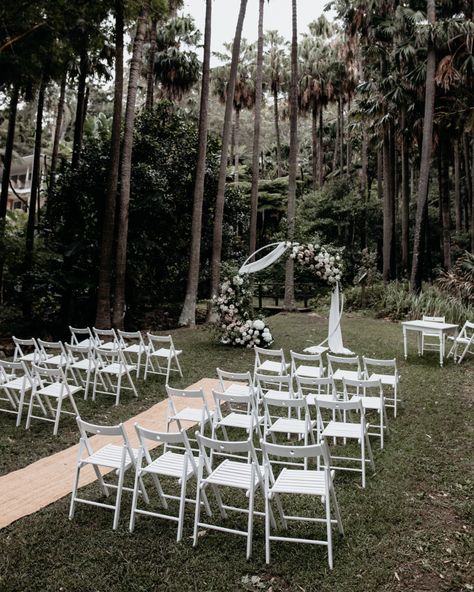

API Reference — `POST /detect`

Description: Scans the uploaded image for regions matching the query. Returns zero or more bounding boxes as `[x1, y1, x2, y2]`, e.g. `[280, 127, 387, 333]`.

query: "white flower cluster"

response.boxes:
[214, 274, 273, 348]
[290, 243, 343, 284]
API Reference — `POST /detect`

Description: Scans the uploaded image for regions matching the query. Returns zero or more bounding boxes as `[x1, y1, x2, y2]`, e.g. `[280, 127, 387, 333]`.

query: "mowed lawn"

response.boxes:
[0, 313, 472, 592]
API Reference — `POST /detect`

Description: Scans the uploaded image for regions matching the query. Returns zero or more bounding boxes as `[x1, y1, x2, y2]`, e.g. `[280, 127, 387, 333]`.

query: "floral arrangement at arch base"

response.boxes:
[213, 273, 273, 348]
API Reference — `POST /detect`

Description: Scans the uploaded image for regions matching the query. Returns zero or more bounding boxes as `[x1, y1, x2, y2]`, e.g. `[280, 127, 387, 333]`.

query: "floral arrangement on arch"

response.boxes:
[213, 273, 273, 348]
[290, 242, 343, 284]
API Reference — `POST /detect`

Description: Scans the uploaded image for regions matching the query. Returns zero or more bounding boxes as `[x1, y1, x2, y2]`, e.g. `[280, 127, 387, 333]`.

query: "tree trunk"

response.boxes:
[71, 49, 88, 170]
[23, 79, 46, 317]
[333, 108, 339, 172]
[233, 107, 241, 183]
[273, 86, 282, 177]
[377, 145, 383, 201]
[0, 84, 19, 220]
[439, 129, 451, 268]
[453, 135, 462, 233]
[346, 99, 351, 176]
[248, 0, 265, 257]
[284, 0, 298, 311]
[361, 123, 368, 248]
[339, 98, 344, 174]
[410, 0, 436, 292]
[311, 104, 318, 191]
[146, 17, 157, 110]
[49, 72, 67, 190]
[178, 0, 212, 328]
[95, 0, 124, 328]
[471, 134, 474, 252]
[462, 133, 472, 233]
[400, 109, 410, 275]
[208, 0, 248, 318]
[112, 0, 149, 329]
[382, 124, 394, 282]
[318, 106, 324, 186]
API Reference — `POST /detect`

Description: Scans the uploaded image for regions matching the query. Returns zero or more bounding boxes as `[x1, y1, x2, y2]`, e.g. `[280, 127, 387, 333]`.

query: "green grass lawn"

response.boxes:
[0, 313, 473, 592]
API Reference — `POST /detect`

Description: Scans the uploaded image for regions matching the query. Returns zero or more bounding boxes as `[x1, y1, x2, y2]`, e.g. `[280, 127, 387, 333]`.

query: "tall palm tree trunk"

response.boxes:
[71, 49, 88, 170]
[439, 129, 451, 268]
[471, 134, 474, 252]
[178, 0, 212, 328]
[311, 104, 318, 191]
[400, 109, 410, 275]
[146, 17, 157, 110]
[208, 0, 248, 318]
[0, 84, 19, 220]
[49, 71, 67, 190]
[23, 79, 46, 317]
[382, 124, 394, 282]
[410, 0, 436, 291]
[112, 0, 149, 329]
[249, 0, 265, 256]
[284, 0, 298, 311]
[234, 107, 241, 183]
[453, 135, 462, 233]
[318, 106, 324, 186]
[95, 0, 124, 328]
[273, 86, 282, 177]
[463, 133, 472, 232]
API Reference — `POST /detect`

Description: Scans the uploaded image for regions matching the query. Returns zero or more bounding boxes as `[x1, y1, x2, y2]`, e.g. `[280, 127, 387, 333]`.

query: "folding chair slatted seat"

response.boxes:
[26, 364, 81, 435]
[118, 330, 149, 378]
[130, 425, 211, 541]
[421, 315, 446, 355]
[448, 321, 474, 364]
[254, 346, 289, 378]
[343, 377, 388, 449]
[70, 418, 148, 530]
[261, 440, 344, 568]
[0, 360, 36, 426]
[316, 398, 375, 488]
[92, 347, 138, 405]
[363, 357, 400, 417]
[193, 433, 273, 560]
[144, 334, 183, 383]
[166, 386, 213, 450]
[290, 351, 325, 380]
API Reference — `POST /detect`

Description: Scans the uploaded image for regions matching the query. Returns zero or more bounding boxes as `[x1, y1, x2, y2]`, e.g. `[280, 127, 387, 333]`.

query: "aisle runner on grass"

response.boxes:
[0, 378, 220, 530]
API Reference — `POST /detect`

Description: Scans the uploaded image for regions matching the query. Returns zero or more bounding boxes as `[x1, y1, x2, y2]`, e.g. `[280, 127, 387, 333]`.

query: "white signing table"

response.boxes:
[401, 320, 458, 367]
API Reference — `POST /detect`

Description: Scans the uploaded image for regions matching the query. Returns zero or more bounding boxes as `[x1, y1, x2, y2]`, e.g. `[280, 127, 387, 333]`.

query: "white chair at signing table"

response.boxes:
[447, 320, 474, 364]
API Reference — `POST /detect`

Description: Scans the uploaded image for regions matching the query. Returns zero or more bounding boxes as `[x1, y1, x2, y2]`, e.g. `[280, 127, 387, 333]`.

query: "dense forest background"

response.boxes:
[0, 0, 473, 337]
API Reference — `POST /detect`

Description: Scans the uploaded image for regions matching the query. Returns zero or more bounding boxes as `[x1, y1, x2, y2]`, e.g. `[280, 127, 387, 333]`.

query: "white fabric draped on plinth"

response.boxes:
[327, 282, 354, 355]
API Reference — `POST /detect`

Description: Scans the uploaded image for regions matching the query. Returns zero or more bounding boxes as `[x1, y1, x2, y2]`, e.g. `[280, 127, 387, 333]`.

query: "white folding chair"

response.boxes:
[92, 346, 138, 405]
[193, 433, 273, 560]
[363, 357, 400, 417]
[254, 346, 289, 379]
[26, 364, 81, 435]
[69, 418, 148, 530]
[12, 336, 45, 365]
[37, 339, 71, 368]
[290, 351, 325, 380]
[316, 398, 375, 488]
[263, 394, 316, 468]
[255, 372, 295, 406]
[165, 385, 213, 450]
[343, 377, 388, 449]
[144, 334, 183, 383]
[0, 359, 37, 426]
[92, 327, 120, 351]
[261, 440, 344, 568]
[217, 368, 254, 398]
[448, 320, 474, 364]
[118, 330, 149, 378]
[130, 424, 211, 541]
[327, 354, 362, 397]
[69, 326, 96, 348]
[296, 375, 340, 432]
[211, 389, 264, 459]
[421, 315, 446, 355]
[65, 343, 100, 400]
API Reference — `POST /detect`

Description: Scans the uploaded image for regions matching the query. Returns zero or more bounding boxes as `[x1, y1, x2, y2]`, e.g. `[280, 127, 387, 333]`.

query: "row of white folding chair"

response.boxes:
[70, 327, 183, 383]
[447, 320, 474, 364]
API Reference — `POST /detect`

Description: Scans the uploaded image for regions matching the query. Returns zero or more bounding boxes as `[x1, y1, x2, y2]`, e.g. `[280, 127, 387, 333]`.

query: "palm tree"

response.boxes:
[264, 30, 288, 178]
[208, 0, 248, 319]
[178, 0, 212, 328]
[410, 0, 437, 292]
[112, 0, 150, 329]
[249, 0, 265, 256]
[95, 0, 124, 328]
[284, 0, 298, 311]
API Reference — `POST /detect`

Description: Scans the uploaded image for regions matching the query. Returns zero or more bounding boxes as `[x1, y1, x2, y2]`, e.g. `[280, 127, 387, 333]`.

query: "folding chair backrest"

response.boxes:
[166, 385, 208, 416]
[362, 357, 397, 376]
[37, 339, 67, 358]
[196, 432, 257, 461]
[327, 354, 361, 376]
[93, 327, 119, 345]
[65, 343, 91, 358]
[0, 359, 29, 383]
[461, 321, 474, 337]
[95, 346, 124, 363]
[290, 350, 324, 371]
[135, 424, 195, 465]
[254, 346, 288, 375]
[255, 372, 293, 391]
[69, 326, 93, 346]
[217, 368, 252, 389]
[76, 417, 132, 458]
[12, 336, 39, 361]
[296, 375, 337, 398]
[31, 363, 63, 382]
[422, 315, 445, 323]
[261, 439, 331, 466]
[316, 398, 364, 414]
[212, 388, 257, 421]
[342, 377, 382, 397]
[147, 334, 175, 351]
[117, 330, 144, 347]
